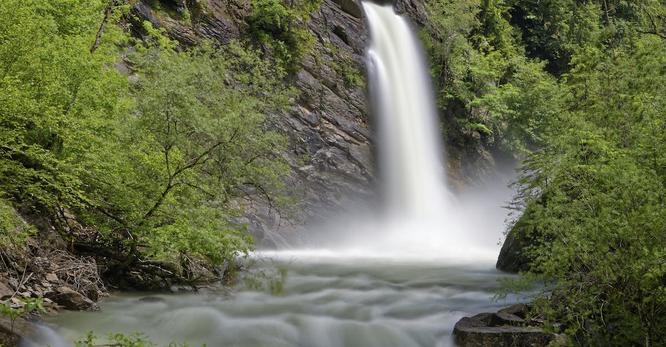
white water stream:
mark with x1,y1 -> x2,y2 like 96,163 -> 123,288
365,2 -> 449,218
24,3 -> 517,347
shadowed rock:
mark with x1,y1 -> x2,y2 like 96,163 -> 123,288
454,305 -> 562,347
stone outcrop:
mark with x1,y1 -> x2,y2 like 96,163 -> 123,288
0,280 -> 13,299
496,211 -> 538,273
454,304 -> 565,347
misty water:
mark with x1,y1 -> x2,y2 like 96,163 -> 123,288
24,3 -> 520,346
26,255 -> 518,347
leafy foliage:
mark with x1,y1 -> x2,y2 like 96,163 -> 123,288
422,0 -> 561,153
74,331 -> 195,347
425,0 -> 666,344
0,0 -> 292,278
248,0 -> 321,71
0,0 -> 129,211
0,298 -> 45,332
509,34 -> 666,345
0,199 -> 32,249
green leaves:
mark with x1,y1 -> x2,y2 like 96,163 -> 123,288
247,0 -> 321,71
506,28 -> 666,346
423,0 -> 560,153
0,298 -> 45,332
417,0 -> 666,343
0,0 -> 129,211
0,1 -> 292,274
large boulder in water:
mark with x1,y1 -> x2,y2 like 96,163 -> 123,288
453,305 -> 563,347
496,228 -> 531,273
496,210 -> 540,273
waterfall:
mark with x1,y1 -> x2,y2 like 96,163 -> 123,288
363,2 -> 450,218
266,2 -> 511,262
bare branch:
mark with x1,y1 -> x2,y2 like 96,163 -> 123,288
91,0 -> 124,54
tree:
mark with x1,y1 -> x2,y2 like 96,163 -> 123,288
507,33 -> 666,346
0,0 -> 293,284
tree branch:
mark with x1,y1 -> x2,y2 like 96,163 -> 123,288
90,0 -> 124,54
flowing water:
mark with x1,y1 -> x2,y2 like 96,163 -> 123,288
24,3 -> 519,346
27,256 -> 518,347
365,2 -> 448,218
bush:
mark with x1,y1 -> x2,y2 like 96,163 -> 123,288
248,0 -> 321,71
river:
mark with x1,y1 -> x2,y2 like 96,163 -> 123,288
27,253 -> 517,347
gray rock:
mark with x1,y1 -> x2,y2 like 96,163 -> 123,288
330,0 -> 363,18
44,273 -> 58,283
454,311 -> 558,347
46,286 -> 98,311
496,219 -> 534,273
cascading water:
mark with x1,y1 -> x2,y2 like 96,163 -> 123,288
364,2 -> 449,219
295,2 -> 502,261
25,3 -> 519,347
249,1 -> 507,265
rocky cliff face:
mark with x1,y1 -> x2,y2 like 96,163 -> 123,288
131,0 -> 490,246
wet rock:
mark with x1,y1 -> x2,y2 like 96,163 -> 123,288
138,296 -> 166,303
0,315 -> 33,347
496,219 -> 534,273
46,286 -> 98,311
453,306 -> 560,347
496,304 -> 529,325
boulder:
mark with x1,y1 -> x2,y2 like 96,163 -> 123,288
496,304 -> 529,325
46,286 -> 98,311
453,306 -> 561,347
496,229 -> 531,273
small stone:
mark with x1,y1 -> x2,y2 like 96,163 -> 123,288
9,297 -> 22,307
45,273 -> 59,282
8,278 -> 19,289
0,281 -> 13,299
